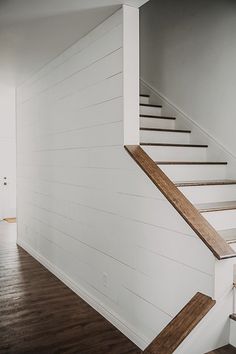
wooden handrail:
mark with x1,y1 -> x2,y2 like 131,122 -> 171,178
125,145 -> 236,260
143,292 -> 215,354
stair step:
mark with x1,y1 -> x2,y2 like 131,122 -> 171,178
140,128 -> 191,133
198,204 -> 236,231
178,184 -> 236,204
141,143 -> 207,147
230,314 -> 236,321
197,201 -> 236,213
176,180 -> 236,187
140,103 -> 162,108
140,103 -> 162,116
159,164 -> 227,182
140,116 -> 175,129
206,344 -> 236,354
202,209 -> 236,231
140,95 -> 150,104
140,129 -> 190,144
140,114 -> 176,120
140,94 -> 150,97
219,229 -> 236,243
227,239 -> 236,245
156,161 -> 227,165
142,144 -> 207,162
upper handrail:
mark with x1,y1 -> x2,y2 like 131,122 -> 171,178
125,145 -> 236,260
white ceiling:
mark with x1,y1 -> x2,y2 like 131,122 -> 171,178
0,0 -> 148,86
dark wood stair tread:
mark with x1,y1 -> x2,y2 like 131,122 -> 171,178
196,201 -> 236,213
205,344 -> 236,354
140,127 -> 191,133
227,239 -> 236,244
140,114 -> 176,120
230,314 -> 236,321
140,103 -> 162,108
156,161 -> 228,165
176,179 -> 236,187
141,143 -> 208,148
140,94 -> 150,97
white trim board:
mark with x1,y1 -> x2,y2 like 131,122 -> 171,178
17,238 -> 149,351
140,78 -> 236,178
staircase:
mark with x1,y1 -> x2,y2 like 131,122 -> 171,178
126,94 -> 236,353
139,94 -> 236,251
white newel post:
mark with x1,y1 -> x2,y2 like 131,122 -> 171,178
123,5 -> 140,145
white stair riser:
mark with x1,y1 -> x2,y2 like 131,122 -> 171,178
232,243 -> 236,252
159,165 -> 227,182
230,319 -> 236,347
179,185 -> 236,204
140,117 -> 175,130
142,146 -> 207,162
202,209 -> 236,231
219,229 -> 236,243
140,130 -> 190,144
140,96 -> 150,104
140,105 -> 162,116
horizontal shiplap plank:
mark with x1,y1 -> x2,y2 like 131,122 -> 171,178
19,96 -> 123,136
19,121 -> 123,151
20,27 -> 122,103
17,198 -> 213,275
18,182 -> 197,236
18,9 -> 123,98
23,48 -> 123,106
18,73 -> 123,131
19,210 -> 213,318
17,167 -> 165,200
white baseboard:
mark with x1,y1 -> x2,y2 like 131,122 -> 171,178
17,238 -> 149,351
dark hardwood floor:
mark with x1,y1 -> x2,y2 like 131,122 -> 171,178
206,344 -> 236,353
0,222 -> 141,354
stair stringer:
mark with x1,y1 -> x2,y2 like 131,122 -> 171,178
173,258 -> 235,354
140,78 -> 236,179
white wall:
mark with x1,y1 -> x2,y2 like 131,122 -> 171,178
17,7 -> 215,350
140,0 -> 236,158
0,84 -> 16,218
0,0 -> 149,86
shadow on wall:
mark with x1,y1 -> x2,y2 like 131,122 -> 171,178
0,5 -> 120,86
140,0 -> 236,156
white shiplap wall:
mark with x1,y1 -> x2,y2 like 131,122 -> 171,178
17,7 -> 215,349
0,85 -> 16,218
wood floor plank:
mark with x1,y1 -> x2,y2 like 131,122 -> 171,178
0,223 -> 141,354
205,344 -> 236,353
3,218 -> 16,223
